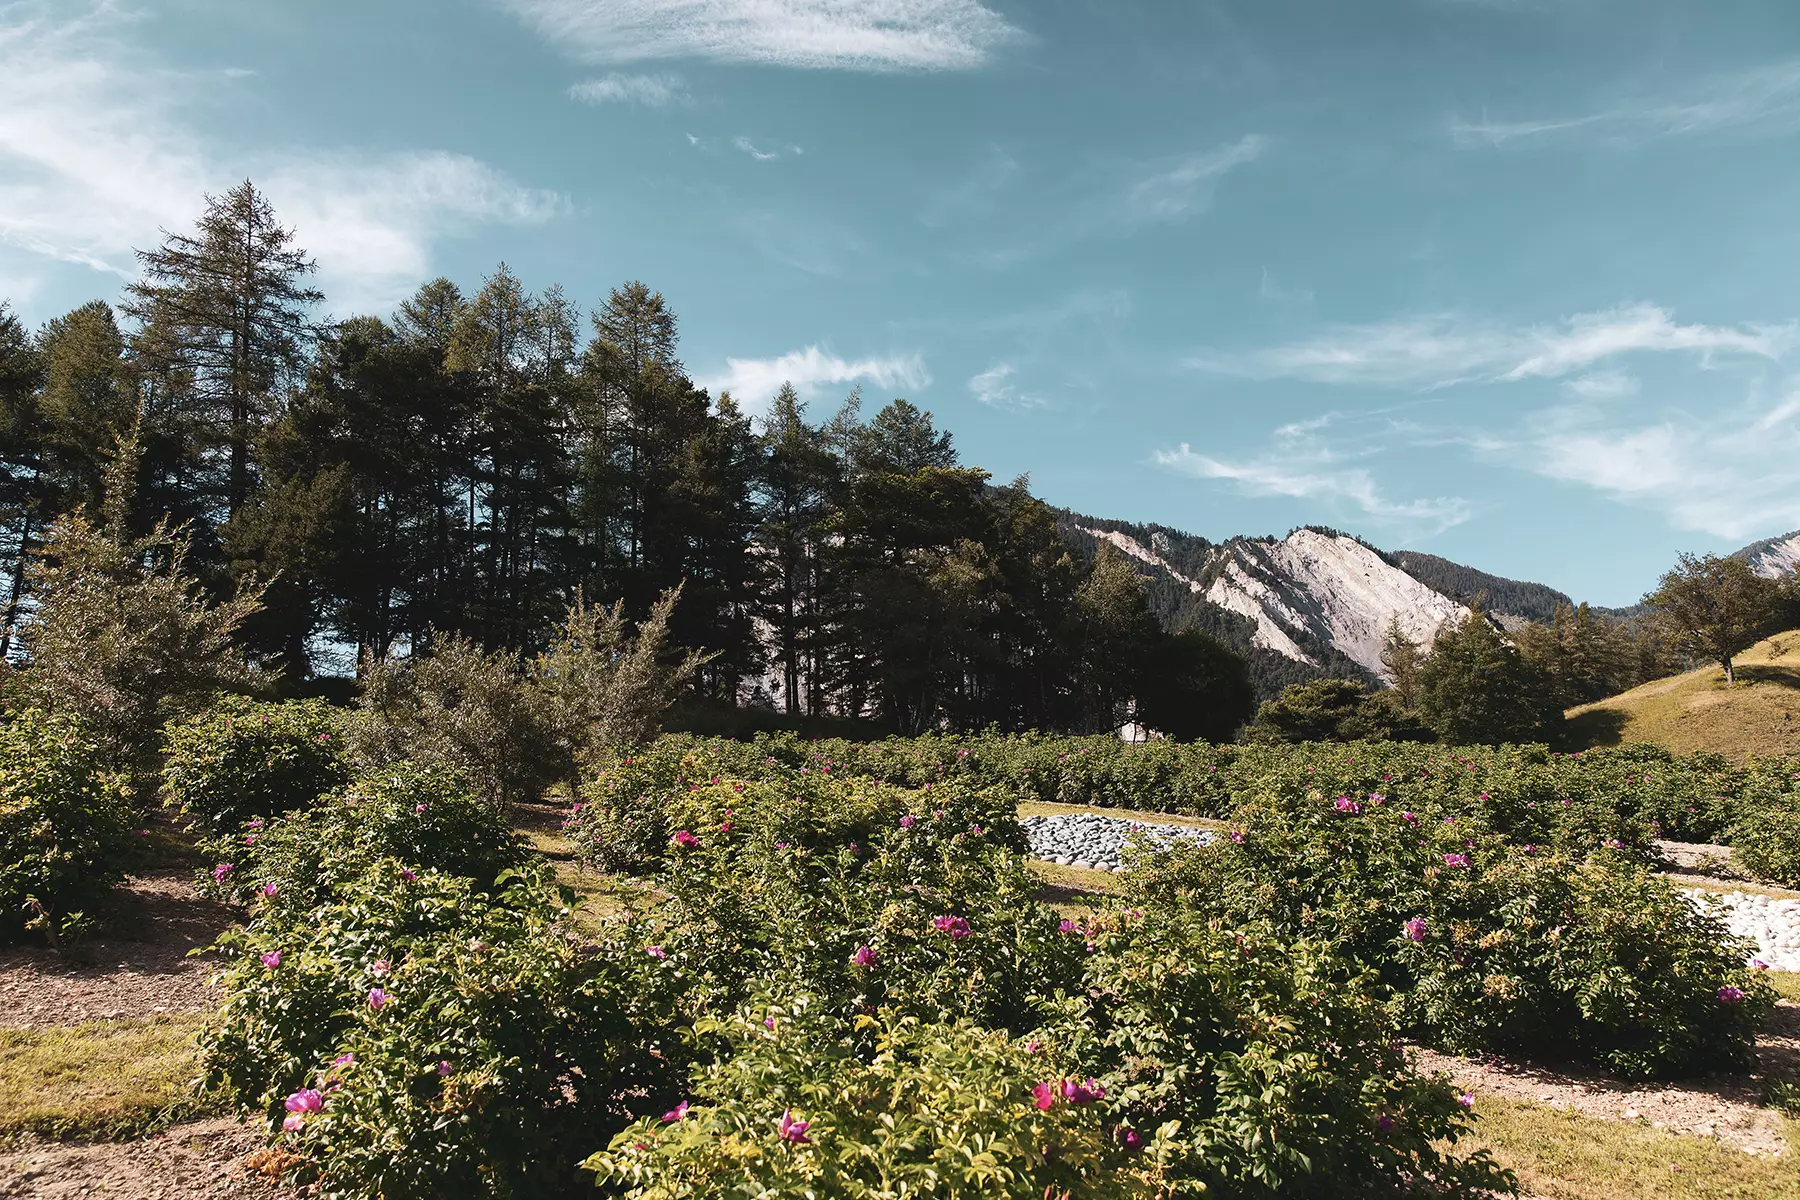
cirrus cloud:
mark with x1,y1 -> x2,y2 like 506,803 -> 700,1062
498,0 -> 1019,72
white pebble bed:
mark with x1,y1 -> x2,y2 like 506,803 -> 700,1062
1024,812 -> 1211,873
1683,889 -> 1800,972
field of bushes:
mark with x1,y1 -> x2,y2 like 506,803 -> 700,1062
10,692 -> 1800,1197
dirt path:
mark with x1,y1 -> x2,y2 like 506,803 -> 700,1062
0,1118 -> 282,1199
0,872 -> 232,1027
1414,1002 -> 1800,1157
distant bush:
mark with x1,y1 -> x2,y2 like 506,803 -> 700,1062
209,762 -> 521,910
0,710 -> 134,941
1732,762 -> 1800,886
1129,789 -> 1769,1078
585,995 -> 1174,1200
202,862 -> 680,1199
161,697 -> 349,844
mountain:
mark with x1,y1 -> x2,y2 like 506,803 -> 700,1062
1055,514 -> 1495,698
1386,552 -> 1574,623
1737,530 -> 1800,579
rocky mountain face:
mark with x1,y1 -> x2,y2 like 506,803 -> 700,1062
1056,513 -> 1582,699
1056,512 -> 1800,701
1739,530 -> 1800,579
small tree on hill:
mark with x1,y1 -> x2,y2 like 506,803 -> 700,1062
1415,601 -> 1558,745
1644,552 -> 1784,686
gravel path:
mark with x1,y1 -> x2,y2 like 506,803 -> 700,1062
1023,813 -> 1211,872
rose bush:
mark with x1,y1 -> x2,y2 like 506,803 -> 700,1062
161,696 -> 349,845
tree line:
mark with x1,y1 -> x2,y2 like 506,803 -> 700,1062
0,181 -> 1254,739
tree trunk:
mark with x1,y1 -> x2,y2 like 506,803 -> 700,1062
0,508 -> 32,659
1724,656 -> 1735,686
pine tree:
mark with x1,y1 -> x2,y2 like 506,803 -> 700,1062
124,181 -> 322,520
754,384 -> 841,715
1416,602 -> 1559,745
1378,613 -> 1423,708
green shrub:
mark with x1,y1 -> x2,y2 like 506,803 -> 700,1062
1129,790 -> 1766,1078
211,762 -> 522,909
1061,905 -> 1513,1198
202,862 -> 682,1199
584,994 -> 1174,1200
161,697 -> 350,841
1732,762 -> 1800,885
0,709 -> 135,940
637,778 -> 1074,1029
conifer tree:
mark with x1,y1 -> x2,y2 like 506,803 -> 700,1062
124,181 -> 322,519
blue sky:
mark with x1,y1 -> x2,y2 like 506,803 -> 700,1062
4,0 -> 1800,605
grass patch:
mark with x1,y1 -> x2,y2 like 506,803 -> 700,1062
0,1015 -> 219,1142
1675,876 -> 1800,901
1453,1094 -> 1800,1200
1566,629 -> 1800,760
1766,972 -> 1800,1004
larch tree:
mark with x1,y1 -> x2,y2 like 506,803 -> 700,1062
124,181 -> 322,520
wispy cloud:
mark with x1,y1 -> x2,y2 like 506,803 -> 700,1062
1258,266 -> 1313,304
1125,134 -> 1267,223
699,345 -> 930,408
0,2 -> 562,315
1451,58 -> 1800,148
1154,418 -> 1472,535
1560,369 -> 1639,399
499,0 -> 1019,71
1188,304 -> 1796,388
1499,389 -> 1800,539
568,72 -> 688,105
733,136 -> 782,161
968,361 -> 1044,411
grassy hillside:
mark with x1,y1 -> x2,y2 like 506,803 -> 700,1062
1565,630 -> 1800,759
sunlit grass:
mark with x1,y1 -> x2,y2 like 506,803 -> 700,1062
0,1015 -> 217,1141
1452,1094 -> 1800,1199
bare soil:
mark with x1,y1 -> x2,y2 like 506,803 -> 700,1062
0,1117 -> 283,1199
0,873 -> 233,1028
1414,1002 -> 1800,1157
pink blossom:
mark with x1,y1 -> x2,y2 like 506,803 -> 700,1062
213,863 -> 234,883
1403,918 -> 1428,943
414,804 -> 427,813
282,1113 -> 306,1132
1442,853 -> 1470,869
932,915 -> 971,939
850,945 -> 877,967
1062,1078 -> 1105,1104
1032,1080 -> 1057,1111
1229,829 -> 1245,845
285,1088 -> 324,1114
663,1100 -> 690,1122
1400,811 -> 1418,824
1059,919 -> 1081,935
765,1016 -> 777,1030
778,1109 -> 811,1144
1754,959 -> 1771,970
367,988 -> 389,1010
1376,1114 -> 1395,1132
261,882 -> 278,898
400,868 -> 418,883
260,951 -> 282,969
436,1061 -> 453,1077
1119,1128 -> 1142,1149
1333,796 -> 1362,815
370,960 -> 391,976
1457,1092 -> 1475,1110
899,814 -> 917,829
671,830 -> 701,849
331,1054 -> 355,1068
647,945 -> 667,960
1025,1039 -> 1042,1054
1719,985 -> 1745,1004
